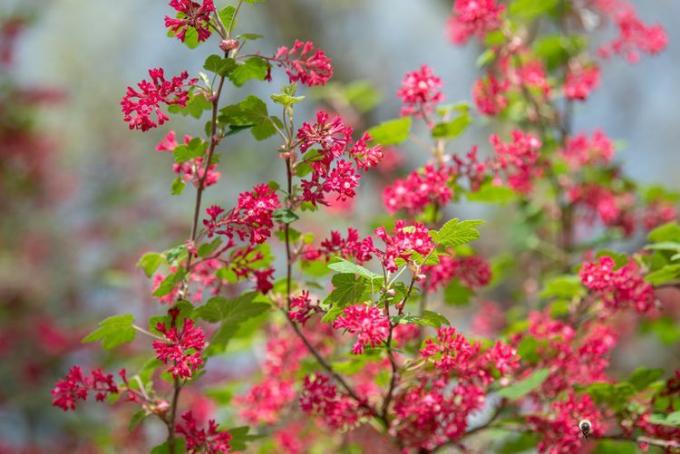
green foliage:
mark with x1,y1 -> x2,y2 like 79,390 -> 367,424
228,56 -> 269,87
443,279 -> 473,306
82,314 -> 136,350
649,222 -> 680,243
327,258 -> 381,280
366,117 -> 412,146
272,208 -> 299,224
228,426 -> 264,451
648,411 -> 680,427
137,252 -> 165,278
628,367 -> 664,391
582,381 -> 637,412
467,183 -> 518,204
540,275 -> 584,300
271,84 -> 305,107
431,113 -> 471,140
324,274 -> 371,312
203,293 -> 271,353
497,368 -> 549,400
431,218 -> 484,248
509,0 -> 559,20
219,95 -> 281,140
203,54 -> 237,77
150,439 -> 186,454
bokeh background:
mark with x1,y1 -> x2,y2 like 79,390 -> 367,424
1,0 -> 679,451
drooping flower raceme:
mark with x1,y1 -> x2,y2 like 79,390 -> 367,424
165,0 -> 215,43
397,65 -> 444,118
332,304 -> 390,354
121,68 -> 195,131
273,40 -> 333,87
152,308 -> 207,379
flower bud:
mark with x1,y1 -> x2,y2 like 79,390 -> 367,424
219,39 -> 239,52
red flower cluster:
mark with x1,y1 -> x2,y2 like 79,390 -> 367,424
564,64 -> 601,101
121,68 -> 195,131
423,254 -> 492,293
332,304 -> 390,354
383,164 -> 452,214
561,130 -> 614,168
568,183 -> 635,234
157,131 -> 221,188
176,410 -> 232,454
392,379 -> 484,449
473,73 -> 509,116
203,183 -> 280,244
397,65 -> 444,118
288,290 -> 316,325
273,40 -> 333,87
513,312 -> 617,397
303,228 -> 375,264
299,374 -> 362,429
580,255 -> 655,313
643,202 -> 677,230
152,308 -> 206,379
490,130 -> 543,194
165,0 -> 215,43
296,111 -> 380,205
596,1 -> 668,63
446,0 -> 505,44
374,220 -> 435,272
528,392 -> 603,454
51,366 -> 119,411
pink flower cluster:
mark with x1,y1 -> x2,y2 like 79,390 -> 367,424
420,327 -> 518,381
595,1 -> 667,63
561,130 -> 614,168
446,0 -> 505,44
303,228 -> 375,264
332,304 -> 390,354
383,164 -> 452,214
273,40 -> 333,87
157,131 -> 221,188
564,64 -> 601,101
568,183 -> 635,235
203,183 -> 280,244
152,308 -> 207,379
643,202 -> 677,230
121,68 -> 195,131
397,65 -> 444,118
165,0 -> 215,43
490,130 -> 543,194
176,410 -> 232,454
288,290 -> 317,325
299,374 -> 362,429
51,366 -> 119,411
527,392 -> 603,454
423,254 -> 492,293
512,312 -> 617,397
374,220 -> 435,272
392,379 -> 485,450
580,255 -> 655,313
296,111 -> 381,205
473,73 -> 509,116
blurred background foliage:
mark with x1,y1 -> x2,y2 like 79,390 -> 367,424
1,0 -> 680,451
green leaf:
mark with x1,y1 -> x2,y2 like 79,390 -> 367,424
128,409 -> 148,431
325,274 -> 370,308
509,0 -> 559,20
218,6 -> 236,31
366,117 -> 412,146
540,275 -> 584,300
209,293 -> 271,352
649,411 -> 680,427
420,310 -> 450,328
593,440 -> 637,454
649,222 -> 680,243
137,252 -> 165,278
645,264 -> 680,286
228,426 -> 263,452
533,35 -> 587,70
328,258 -> 380,280
273,208 -> 299,224
82,314 -> 136,350
344,81 -> 382,112
228,56 -> 269,87
432,218 -> 484,247
219,95 -> 278,140
203,54 -> 237,76
153,269 -> 186,297
497,368 -> 549,400
171,177 -> 186,196
431,114 -> 471,140
628,367 -> 664,391
150,438 -> 186,454
443,279 -> 473,306
467,183 -> 518,205
640,316 -> 680,345
271,84 -> 305,107
582,382 -> 636,411
173,138 -> 207,163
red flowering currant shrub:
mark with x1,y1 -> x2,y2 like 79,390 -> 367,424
50,1 -> 680,453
